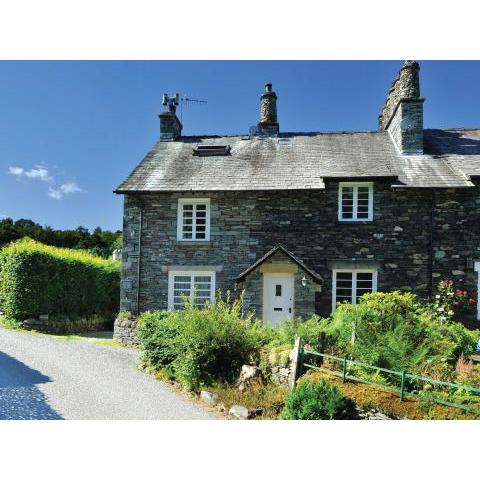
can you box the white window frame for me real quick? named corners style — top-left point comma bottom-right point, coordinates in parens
top-left (177, 198), bottom-right (211, 241)
top-left (338, 182), bottom-right (373, 222)
top-left (475, 262), bottom-right (480, 321)
top-left (167, 270), bottom-right (216, 310)
top-left (332, 269), bottom-right (378, 312)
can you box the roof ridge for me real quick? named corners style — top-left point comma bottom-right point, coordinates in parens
top-left (179, 130), bottom-right (385, 139)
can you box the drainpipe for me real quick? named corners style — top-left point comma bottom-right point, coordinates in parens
top-left (428, 189), bottom-right (436, 300)
top-left (136, 197), bottom-right (144, 316)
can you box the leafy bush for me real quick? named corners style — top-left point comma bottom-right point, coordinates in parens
top-left (116, 309), bottom-right (134, 321)
top-left (137, 294), bottom-right (262, 390)
top-left (0, 238), bottom-right (120, 322)
top-left (269, 316), bottom-right (327, 348)
top-left (280, 379), bottom-right (355, 420)
top-left (318, 292), bottom-right (479, 375)
top-left (137, 310), bottom-right (181, 372)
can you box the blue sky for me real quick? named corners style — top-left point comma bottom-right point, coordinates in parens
top-left (0, 60), bottom-right (479, 231)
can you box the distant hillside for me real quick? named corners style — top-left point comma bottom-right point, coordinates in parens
top-left (0, 218), bottom-right (122, 259)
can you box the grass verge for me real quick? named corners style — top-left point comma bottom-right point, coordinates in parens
top-left (207, 381), bottom-right (289, 419)
top-left (0, 317), bottom-right (121, 347)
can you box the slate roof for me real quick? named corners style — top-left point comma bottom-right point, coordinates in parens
top-left (115, 129), bottom-right (480, 193)
top-left (235, 244), bottom-right (323, 283)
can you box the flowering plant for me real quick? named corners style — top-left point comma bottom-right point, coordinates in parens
top-left (433, 279), bottom-right (477, 323)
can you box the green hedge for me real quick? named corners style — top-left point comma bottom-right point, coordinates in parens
top-left (0, 238), bottom-right (121, 322)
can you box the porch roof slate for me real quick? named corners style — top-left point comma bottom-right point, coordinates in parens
top-left (235, 244), bottom-right (323, 284)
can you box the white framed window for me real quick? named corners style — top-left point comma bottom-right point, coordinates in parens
top-left (338, 182), bottom-right (373, 221)
top-left (332, 269), bottom-right (377, 312)
top-left (177, 198), bottom-right (210, 241)
top-left (167, 270), bottom-right (215, 310)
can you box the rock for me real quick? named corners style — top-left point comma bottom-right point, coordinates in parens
top-left (200, 390), bottom-right (219, 406)
top-left (229, 405), bottom-right (250, 419)
top-left (217, 403), bottom-right (226, 413)
top-left (237, 365), bottom-right (261, 391)
top-left (356, 406), bottom-right (393, 420)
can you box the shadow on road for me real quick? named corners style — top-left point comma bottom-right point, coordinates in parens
top-left (0, 351), bottom-right (63, 420)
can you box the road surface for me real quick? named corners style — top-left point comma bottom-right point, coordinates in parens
top-left (0, 326), bottom-right (218, 420)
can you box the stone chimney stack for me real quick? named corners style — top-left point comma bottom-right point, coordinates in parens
top-left (258, 83), bottom-right (279, 136)
top-left (378, 61), bottom-right (424, 155)
top-left (159, 93), bottom-right (182, 141)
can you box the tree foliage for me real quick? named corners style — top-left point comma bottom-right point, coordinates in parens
top-left (0, 217), bottom-right (122, 258)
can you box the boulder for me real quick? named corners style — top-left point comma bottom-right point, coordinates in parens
top-left (229, 405), bottom-right (250, 420)
top-left (200, 391), bottom-right (219, 406)
top-left (237, 365), bottom-right (261, 391)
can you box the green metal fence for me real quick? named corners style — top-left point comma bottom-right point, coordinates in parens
top-left (301, 348), bottom-right (480, 414)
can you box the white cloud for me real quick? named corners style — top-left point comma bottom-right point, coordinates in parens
top-left (9, 166), bottom-right (24, 176)
top-left (25, 166), bottom-right (52, 182)
top-left (8, 165), bottom-right (52, 181)
top-left (9, 164), bottom-right (82, 200)
top-left (48, 188), bottom-right (63, 200)
top-left (48, 182), bottom-right (83, 200)
top-left (60, 182), bottom-right (82, 194)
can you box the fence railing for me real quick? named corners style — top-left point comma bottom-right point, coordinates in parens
top-left (291, 337), bottom-right (480, 414)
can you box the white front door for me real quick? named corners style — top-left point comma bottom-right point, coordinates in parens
top-left (263, 273), bottom-right (294, 325)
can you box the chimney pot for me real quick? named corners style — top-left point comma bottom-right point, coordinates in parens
top-left (257, 82), bottom-right (279, 136)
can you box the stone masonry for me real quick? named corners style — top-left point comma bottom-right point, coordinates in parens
top-left (23, 314), bottom-right (112, 334)
top-left (119, 181), bottom-right (480, 322)
top-left (379, 61), bottom-right (424, 154)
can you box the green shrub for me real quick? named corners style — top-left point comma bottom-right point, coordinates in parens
top-left (116, 309), bottom-right (133, 321)
top-left (319, 291), bottom-right (479, 375)
top-left (137, 310), bottom-right (181, 370)
top-left (0, 238), bottom-right (120, 322)
top-left (137, 294), bottom-right (261, 390)
top-left (269, 316), bottom-right (327, 348)
top-left (280, 379), bottom-right (355, 420)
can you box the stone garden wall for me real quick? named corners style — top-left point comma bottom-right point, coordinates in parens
top-left (23, 315), bottom-right (112, 334)
top-left (113, 316), bottom-right (139, 347)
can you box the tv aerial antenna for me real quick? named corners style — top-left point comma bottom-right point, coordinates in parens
top-left (179, 94), bottom-right (208, 122)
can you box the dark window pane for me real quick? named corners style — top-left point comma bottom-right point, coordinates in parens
top-left (357, 273), bottom-right (373, 281)
top-left (276, 284), bottom-right (282, 296)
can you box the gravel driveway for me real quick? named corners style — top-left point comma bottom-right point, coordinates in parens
top-left (0, 326), bottom-right (219, 420)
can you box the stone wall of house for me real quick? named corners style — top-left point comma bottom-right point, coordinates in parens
top-left (119, 181), bottom-right (480, 323)
top-left (23, 315), bottom-right (112, 334)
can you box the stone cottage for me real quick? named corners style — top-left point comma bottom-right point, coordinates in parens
top-left (113, 61), bottom-right (480, 342)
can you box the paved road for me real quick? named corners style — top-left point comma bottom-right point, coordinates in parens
top-left (0, 327), bottom-right (218, 420)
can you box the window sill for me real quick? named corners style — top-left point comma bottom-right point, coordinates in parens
top-left (175, 241), bottom-right (211, 246)
top-left (336, 220), bottom-right (373, 225)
